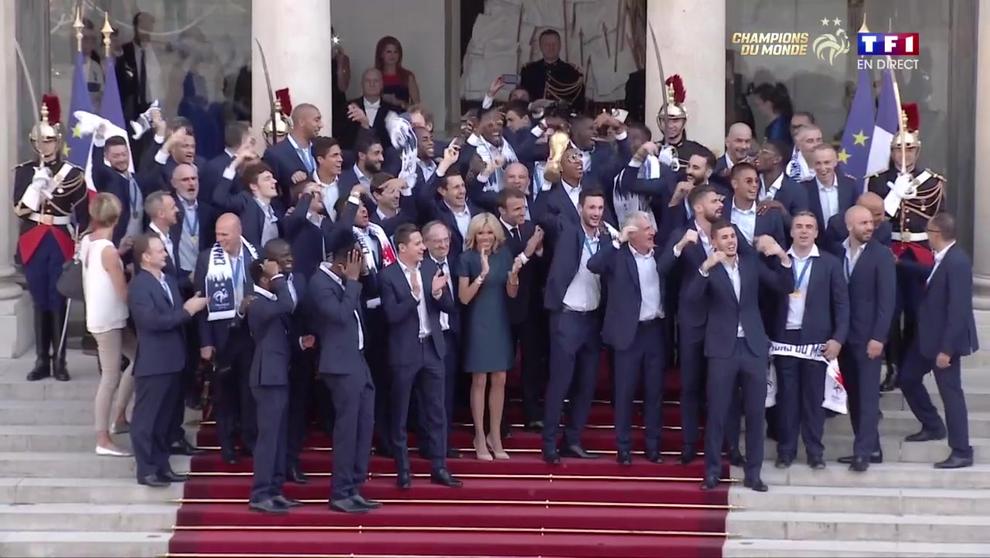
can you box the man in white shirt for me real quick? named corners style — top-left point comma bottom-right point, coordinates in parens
top-left (343, 68), bottom-right (398, 149)
top-left (312, 137), bottom-right (343, 220)
top-left (789, 123), bottom-right (822, 182)
top-left (144, 191), bottom-right (179, 276)
top-left (806, 144), bottom-right (855, 235)
top-left (730, 162), bottom-right (786, 247)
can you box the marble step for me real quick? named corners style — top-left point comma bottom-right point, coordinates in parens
top-left (0, 503), bottom-right (175, 532)
top-left (0, 400), bottom-right (94, 425)
top-left (723, 539), bottom-right (990, 557)
top-left (746, 462), bottom-right (990, 489)
top-left (0, 452), bottom-right (190, 479)
top-left (0, 378), bottom-right (100, 401)
top-left (0, 531), bottom-right (169, 558)
top-left (823, 410), bottom-right (990, 438)
top-left (746, 433), bottom-right (986, 465)
top-left (0, 477), bottom-right (182, 505)
top-left (729, 485), bottom-right (990, 516)
top-left (726, 510), bottom-right (990, 543)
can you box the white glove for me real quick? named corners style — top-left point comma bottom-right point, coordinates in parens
top-left (20, 167), bottom-right (53, 211)
top-left (657, 145), bottom-right (676, 168)
top-left (883, 173), bottom-right (916, 217)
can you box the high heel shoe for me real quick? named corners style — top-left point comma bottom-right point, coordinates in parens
top-left (486, 435), bottom-right (510, 460)
top-left (473, 437), bottom-right (493, 461)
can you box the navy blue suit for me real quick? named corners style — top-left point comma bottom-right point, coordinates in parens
top-left (685, 253), bottom-right (793, 481)
top-left (338, 97), bottom-right (401, 151)
top-left (588, 240), bottom-right (677, 455)
top-left (839, 240), bottom-right (896, 459)
top-left (337, 167), bottom-right (370, 202)
top-left (415, 179), bottom-right (483, 268)
top-left (772, 251), bottom-right (849, 461)
top-left (801, 175), bottom-right (858, 237)
top-left (823, 214), bottom-right (893, 256)
top-left (541, 222), bottom-right (606, 454)
top-left (425, 253), bottom-right (462, 449)
top-left (263, 138), bottom-right (314, 208)
top-left (211, 173), bottom-right (285, 249)
top-left (90, 144), bottom-right (165, 245)
top-left (200, 151), bottom-right (238, 211)
top-left (246, 277), bottom-right (294, 503)
top-left (128, 269), bottom-right (192, 482)
top-left (282, 193), bottom-right (335, 279)
top-left (761, 174), bottom-right (810, 231)
top-left (309, 266), bottom-right (375, 501)
top-left (194, 245), bottom-right (257, 454)
top-left (380, 259), bottom-right (456, 473)
top-left (900, 244), bottom-right (979, 458)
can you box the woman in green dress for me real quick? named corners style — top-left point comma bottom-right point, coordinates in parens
top-left (458, 213), bottom-right (521, 461)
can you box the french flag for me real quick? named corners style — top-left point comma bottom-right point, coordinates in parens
top-left (865, 68), bottom-right (899, 177)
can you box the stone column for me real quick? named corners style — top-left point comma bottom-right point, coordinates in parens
top-left (251, 0), bottom-right (334, 143)
top-left (645, 0), bottom-right (726, 152)
top-left (973, 2), bottom-right (990, 309)
top-left (0, 0), bottom-right (34, 357)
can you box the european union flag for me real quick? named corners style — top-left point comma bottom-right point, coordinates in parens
top-left (64, 52), bottom-right (94, 169)
top-left (837, 67), bottom-right (876, 186)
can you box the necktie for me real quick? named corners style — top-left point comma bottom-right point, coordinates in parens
top-left (510, 227), bottom-right (521, 243)
top-left (232, 256), bottom-right (243, 290)
top-left (129, 176), bottom-right (141, 219)
top-left (298, 148), bottom-right (314, 173)
top-left (160, 277), bottom-right (173, 306)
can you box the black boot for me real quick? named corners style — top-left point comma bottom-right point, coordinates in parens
top-left (880, 364), bottom-right (897, 392)
top-left (26, 309), bottom-right (51, 381)
top-left (51, 306), bottom-right (70, 382)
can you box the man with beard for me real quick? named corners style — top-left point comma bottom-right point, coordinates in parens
top-left (711, 122), bottom-right (755, 193)
top-left (263, 103), bottom-right (324, 207)
top-left (339, 132), bottom-right (384, 197)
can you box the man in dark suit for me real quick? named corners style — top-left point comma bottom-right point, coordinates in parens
top-left (686, 221), bottom-right (793, 491)
top-left (141, 120), bottom-right (208, 188)
top-left (115, 12), bottom-right (156, 124)
top-left (380, 224), bottom-right (462, 489)
top-left (771, 211), bottom-right (849, 470)
top-left (91, 131), bottom-right (165, 246)
top-left (534, 147), bottom-right (618, 251)
top-left (262, 103), bottom-right (323, 207)
top-left (127, 234), bottom-right (207, 487)
top-left (213, 158), bottom-right (285, 249)
top-left (728, 163), bottom-right (787, 248)
top-left (310, 229), bottom-right (381, 513)
top-left (339, 132), bottom-right (384, 198)
top-left (755, 139), bottom-right (809, 231)
top-left (417, 172), bottom-right (482, 267)
top-left (201, 122), bottom-right (253, 211)
top-left (899, 213), bottom-right (979, 469)
top-left (312, 136), bottom-right (345, 221)
top-left (244, 258), bottom-right (299, 514)
top-left (837, 205), bottom-right (896, 471)
top-left (822, 192), bottom-right (893, 255)
top-left (171, 163), bottom-right (217, 281)
top-left (541, 189), bottom-right (612, 463)
top-left (421, 221), bottom-right (463, 457)
top-left (801, 144), bottom-right (857, 237)
top-left (340, 68), bottom-right (401, 151)
top-left (569, 114), bottom-right (632, 192)
top-left (588, 212), bottom-right (693, 464)
top-left (370, 173), bottom-right (418, 236)
top-left (282, 184), bottom-right (335, 279)
top-left (194, 214), bottom-right (258, 464)
top-left (711, 123), bottom-right (755, 193)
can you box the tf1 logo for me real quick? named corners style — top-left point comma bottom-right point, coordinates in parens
top-left (857, 33), bottom-right (920, 56)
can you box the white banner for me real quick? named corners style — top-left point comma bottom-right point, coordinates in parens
top-left (769, 341), bottom-right (848, 415)
top-left (765, 361), bottom-right (778, 408)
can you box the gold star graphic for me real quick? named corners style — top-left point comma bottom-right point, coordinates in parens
top-left (72, 124), bottom-right (83, 138)
top-left (820, 17), bottom-right (830, 26)
top-left (853, 130), bottom-right (869, 146)
top-left (62, 144), bottom-right (70, 158)
top-left (837, 149), bottom-right (850, 164)
top-left (833, 17), bottom-right (842, 26)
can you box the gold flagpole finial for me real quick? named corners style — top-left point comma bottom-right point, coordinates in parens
top-left (101, 12), bottom-right (114, 58)
top-left (73, 3), bottom-right (84, 53)
top-left (859, 12), bottom-right (870, 34)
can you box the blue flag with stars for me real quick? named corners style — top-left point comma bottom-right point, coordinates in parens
top-left (837, 67), bottom-right (876, 185)
top-left (64, 51), bottom-right (94, 169)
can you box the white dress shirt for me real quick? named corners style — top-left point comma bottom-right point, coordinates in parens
top-left (352, 163), bottom-right (372, 189)
top-left (760, 172), bottom-right (784, 201)
top-left (816, 174), bottom-right (840, 224)
top-left (177, 198), bottom-right (199, 273)
top-left (363, 97), bottom-right (381, 126)
top-left (632, 245), bottom-right (664, 321)
top-left (419, 159), bottom-right (438, 182)
top-left (313, 171), bottom-right (340, 220)
top-left (842, 238), bottom-right (865, 279)
top-left (323, 264), bottom-right (364, 350)
top-left (785, 245), bottom-right (819, 330)
top-left (927, 241), bottom-right (956, 284)
top-left (287, 134), bottom-right (315, 172)
top-left (399, 260), bottom-right (431, 338)
top-left (730, 198), bottom-right (758, 245)
top-left (255, 197), bottom-right (280, 246)
top-left (445, 202), bottom-right (472, 247)
top-left (148, 222), bottom-right (174, 264)
top-left (563, 231), bottom-right (601, 311)
top-left (562, 179), bottom-right (581, 211)
top-left (718, 258), bottom-right (745, 337)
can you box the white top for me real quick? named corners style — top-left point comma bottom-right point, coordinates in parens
top-left (927, 241), bottom-right (956, 285)
top-left (445, 202), bottom-right (472, 247)
top-left (730, 198), bottom-right (757, 245)
top-left (363, 97), bottom-right (381, 127)
top-left (785, 245), bottom-right (819, 330)
top-left (563, 231), bottom-right (601, 311)
top-left (631, 245), bottom-right (664, 321)
top-left (562, 179), bottom-right (581, 212)
top-left (816, 175), bottom-right (840, 224)
top-left (81, 237), bottom-right (128, 333)
top-left (399, 261), bottom-right (431, 338)
top-left (760, 172), bottom-right (784, 201)
top-left (842, 238), bottom-right (865, 279)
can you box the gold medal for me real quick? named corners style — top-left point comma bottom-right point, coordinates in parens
top-left (790, 291), bottom-right (802, 299)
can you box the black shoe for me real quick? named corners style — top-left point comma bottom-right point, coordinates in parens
top-left (351, 494), bottom-right (382, 509)
top-left (849, 456), bottom-right (869, 472)
top-left (446, 447), bottom-right (462, 459)
top-left (330, 496), bottom-right (370, 514)
top-left (700, 476), bottom-right (719, 491)
top-left (28, 309), bottom-right (52, 382)
top-left (645, 450), bottom-right (664, 464)
top-left (430, 468), bottom-right (463, 488)
top-left (375, 444), bottom-right (393, 458)
top-left (808, 455), bottom-right (826, 470)
top-left (774, 457), bottom-right (792, 469)
top-left (158, 470), bottom-right (188, 483)
top-left (249, 498), bottom-right (288, 514)
top-left (729, 448), bottom-right (745, 467)
top-left (138, 474), bottom-right (169, 488)
top-left (239, 445), bottom-right (254, 457)
top-left (617, 451), bottom-right (632, 465)
top-left (272, 494), bottom-right (303, 508)
top-left (502, 424), bottom-right (512, 439)
top-left (880, 366), bottom-right (897, 392)
top-left (52, 363), bottom-right (70, 382)
top-left (287, 466), bottom-right (309, 484)
top-left (396, 470), bottom-right (411, 490)
top-left (744, 478), bottom-right (769, 492)
top-left (934, 455), bottom-right (973, 469)
top-left (26, 362), bottom-right (51, 381)
top-left (838, 452), bottom-right (883, 465)
top-left (560, 445), bottom-right (599, 459)
top-left (221, 448), bottom-right (238, 465)
top-left (679, 445), bottom-right (697, 465)
top-left (526, 420), bottom-right (544, 432)
top-left (905, 429), bottom-right (947, 442)
top-left (170, 439), bottom-right (202, 456)
top-left (542, 451), bottom-right (561, 465)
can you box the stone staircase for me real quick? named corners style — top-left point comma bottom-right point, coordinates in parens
top-left (0, 351), bottom-right (187, 558)
top-left (725, 310), bottom-right (990, 557)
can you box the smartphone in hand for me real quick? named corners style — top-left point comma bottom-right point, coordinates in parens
top-left (501, 73), bottom-right (520, 85)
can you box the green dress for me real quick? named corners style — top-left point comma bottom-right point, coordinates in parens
top-left (458, 248), bottom-right (514, 373)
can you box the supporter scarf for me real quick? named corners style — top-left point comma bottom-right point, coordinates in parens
top-left (205, 237), bottom-right (258, 322)
top-left (473, 134), bottom-right (518, 192)
top-left (354, 223), bottom-right (396, 272)
top-left (769, 341), bottom-right (848, 414)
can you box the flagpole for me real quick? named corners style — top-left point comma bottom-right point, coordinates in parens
top-left (73, 3), bottom-right (84, 54)
top-left (886, 17), bottom-right (907, 175)
top-left (102, 12), bottom-right (113, 58)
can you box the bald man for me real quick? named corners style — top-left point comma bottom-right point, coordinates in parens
top-left (340, 68), bottom-right (401, 150)
top-left (194, 213), bottom-right (260, 464)
top-left (712, 123), bottom-right (755, 193)
top-left (836, 204), bottom-right (896, 471)
top-left (263, 102), bottom-right (324, 207)
top-left (822, 192), bottom-right (893, 256)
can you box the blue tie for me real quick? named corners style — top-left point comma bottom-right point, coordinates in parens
top-left (160, 277), bottom-right (173, 306)
top-left (232, 256), bottom-right (243, 290)
top-left (298, 148), bottom-right (314, 173)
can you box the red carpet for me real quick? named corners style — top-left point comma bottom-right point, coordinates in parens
top-left (168, 364), bottom-right (729, 558)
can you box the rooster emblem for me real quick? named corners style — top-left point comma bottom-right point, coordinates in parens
top-left (813, 28), bottom-right (850, 66)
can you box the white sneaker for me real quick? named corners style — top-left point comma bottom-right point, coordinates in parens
top-left (95, 445), bottom-right (132, 457)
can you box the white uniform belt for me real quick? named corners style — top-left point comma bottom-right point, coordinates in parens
top-left (891, 231), bottom-right (928, 242)
top-left (28, 213), bottom-right (72, 226)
